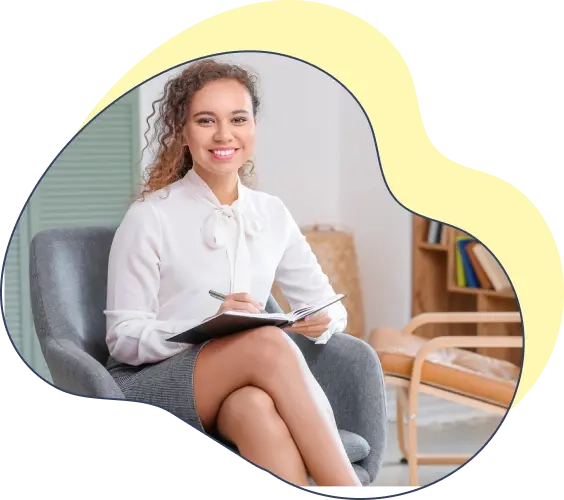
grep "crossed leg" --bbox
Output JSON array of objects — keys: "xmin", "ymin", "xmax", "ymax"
[
  {"xmin": 216, "ymin": 386, "xmax": 310, "ymax": 485},
  {"xmin": 193, "ymin": 326, "xmax": 360, "ymax": 486}
]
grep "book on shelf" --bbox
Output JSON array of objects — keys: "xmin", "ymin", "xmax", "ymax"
[
  {"xmin": 466, "ymin": 241, "xmax": 493, "ymax": 289},
  {"xmin": 454, "ymin": 236, "xmax": 512, "ymax": 293},
  {"xmin": 472, "ymin": 244, "xmax": 511, "ymax": 292},
  {"xmin": 427, "ymin": 220, "xmax": 448, "ymax": 245},
  {"xmin": 456, "ymin": 236, "xmax": 479, "ymax": 288}
]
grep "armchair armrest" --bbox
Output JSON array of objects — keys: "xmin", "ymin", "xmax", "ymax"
[
  {"xmin": 287, "ymin": 331, "xmax": 387, "ymax": 484},
  {"xmin": 43, "ymin": 337, "xmax": 125, "ymax": 399}
]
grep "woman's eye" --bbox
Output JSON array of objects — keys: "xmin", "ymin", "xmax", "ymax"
[{"xmin": 196, "ymin": 116, "xmax": 247, "ymax": 125}]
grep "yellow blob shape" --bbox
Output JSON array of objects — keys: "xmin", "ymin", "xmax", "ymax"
[{"xmin": 82, "ymin": 1, "xmax": 563, "ymax": 406}]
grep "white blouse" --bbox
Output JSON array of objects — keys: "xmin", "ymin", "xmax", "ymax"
[{"xmin": 104, "ymin": 168, "xmax": 347, "ymax": 366}]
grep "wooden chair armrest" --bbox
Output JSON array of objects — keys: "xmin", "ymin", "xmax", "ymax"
[
  {"xmin": 415, "ymin": 335, "xmax": 523, "ymax": 353},
  {"xmin": 403, "ymin": 311, "xmax": 521, "ymax": 336}
]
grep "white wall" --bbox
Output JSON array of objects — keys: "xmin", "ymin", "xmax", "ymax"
[
  {"xmin": 339, "ymin": 90, "xmax": 412, "ymax": 332},
  {"xmin": 138, "ymin": 53, "xmax": 411, "ymax": 333}
]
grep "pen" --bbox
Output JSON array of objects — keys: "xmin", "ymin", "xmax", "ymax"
[
  {"xmin": 209, "ymin": 290, "xmax": 227, "ymax": 301},
  {"xmin": 208, "ymin": 289, "xmax": 266, "ymax": 312}
]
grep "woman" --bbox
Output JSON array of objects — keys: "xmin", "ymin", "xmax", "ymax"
[{"xmin": 104, "ymin": 58, "xmax": 362, "ymax": 487}]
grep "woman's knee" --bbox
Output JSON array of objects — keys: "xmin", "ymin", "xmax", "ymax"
[
  {"xmin": 218, "ymin": 386, "xmax": 288, "ymax": 440},
  {"xmin": 245, "ymin": 326, "xmax": 306, "ymax": 375},
  {"xmin": 220, "ymin": 386, "xmax": 274, "ymax": 423}
]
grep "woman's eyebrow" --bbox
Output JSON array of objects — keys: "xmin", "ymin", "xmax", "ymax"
[{"xmin": 193, "ymin": 109, "xmax": 250, "ymax": 117}]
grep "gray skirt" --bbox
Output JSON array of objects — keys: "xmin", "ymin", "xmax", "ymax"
[{"xmin": 106, "ymin": 341, "xmax": 212, "ymax": 433}]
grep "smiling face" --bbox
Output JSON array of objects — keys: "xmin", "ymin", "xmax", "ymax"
[{"xmin": 184, "ymin": 78, "xmax": 256, "ymax": 180}]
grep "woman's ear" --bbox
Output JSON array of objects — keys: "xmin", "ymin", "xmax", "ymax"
[{"xmin": 180, "ymin": 123, "xmax": 190, "ymax": 145}]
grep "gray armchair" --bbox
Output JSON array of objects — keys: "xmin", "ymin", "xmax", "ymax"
[{"xmin": 29, "ymin": 226, "xmax": 387, "ymax": 486}]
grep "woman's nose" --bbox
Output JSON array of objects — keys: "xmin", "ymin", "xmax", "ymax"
[{"xmin": 213, "ymin": 123, "xmax": 234, "ymax": 142}]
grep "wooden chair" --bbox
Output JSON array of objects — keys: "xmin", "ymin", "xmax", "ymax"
[{"xmin": 368, "ymin": 311, "xmax": 523, "ymax": 486}]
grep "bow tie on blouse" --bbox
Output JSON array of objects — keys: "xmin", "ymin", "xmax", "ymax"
[
  {"xmin": 182, "ymin": 168, "xmax": 267, "ymax": 293},
  {"xmin": 201, "ymin": 202, "xmax": 265, "ymax": 249}
]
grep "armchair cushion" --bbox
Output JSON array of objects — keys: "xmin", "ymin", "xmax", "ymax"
[{"xmin": 338, "ymin": 429, "xmax": 370, "ymax": 463}]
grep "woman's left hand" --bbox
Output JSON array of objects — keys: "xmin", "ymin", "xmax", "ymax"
[{"xmin": 286, "ymin": 312, "xmax": 331, "ymax": 338}]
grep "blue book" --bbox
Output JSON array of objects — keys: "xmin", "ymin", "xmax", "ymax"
[{"xmin": 457, "ymin": 238, "xmax": 479, "ymax": 288}]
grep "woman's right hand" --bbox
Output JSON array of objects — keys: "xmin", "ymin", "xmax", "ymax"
[{"xmin": 217, "ymin": 292, "xmax": 263, "ymax": 315}]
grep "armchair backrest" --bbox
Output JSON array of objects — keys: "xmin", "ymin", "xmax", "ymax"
[
  {"xmin": 29, "ymin": 226, "xmax": 284, "ymax": 365},
  {"xmin": 29, "ymin": 226, "xmax": 117, "ymax": 364}
]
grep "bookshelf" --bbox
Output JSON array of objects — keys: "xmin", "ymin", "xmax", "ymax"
[{"xmin": 412, "ymin": 215, "xmax": 523, "ymax": 367}]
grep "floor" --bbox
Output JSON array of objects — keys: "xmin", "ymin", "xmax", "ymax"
[{"xmin": 370, "ymin": 390, "xmax": 504, "ymax": 487}]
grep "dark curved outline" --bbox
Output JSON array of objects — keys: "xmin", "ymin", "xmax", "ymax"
[{"xmin": 0, "ymin": 49, "xmax": 525, "ymax": 499}]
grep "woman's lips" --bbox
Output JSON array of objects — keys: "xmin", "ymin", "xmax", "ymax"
[{"xmin": 210, "ymin": 148, "xmax": 238, "ymax": 160}]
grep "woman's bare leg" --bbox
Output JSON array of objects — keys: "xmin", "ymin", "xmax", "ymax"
[
  {"xmin": 216, "ymin": 386, "xmax": 309, "ymax": 486},
  {"xmin": 193, "ymin": 326, "xmax": 360, "ymax": 486}
]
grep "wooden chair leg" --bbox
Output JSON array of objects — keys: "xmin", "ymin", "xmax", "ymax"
[
  {"xmin": 407, "ymin": 409, "xmax": 419, "ymax": 486},
  {"xmin": 388, "ymin": 377, "xmax": 505, "ymax": 486},
  {"xmin": 396, "ymin": 384, "xmax": 420, "ymax": 484},
  {"xmin": 396, "ymin": 387, "xmax": 409, "ymax": 460},
  {"xmin": 401, "ymin": 384, "xmax": 420, "ymax": 486}
]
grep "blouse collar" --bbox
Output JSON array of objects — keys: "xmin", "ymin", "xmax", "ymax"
[
  {"xmin": 181, "ymin": 168, "xmax": 267, "ymax": 249},
  {"xmin": 182, "ymin": 167, "xmax": 246, "ymax": 209}
]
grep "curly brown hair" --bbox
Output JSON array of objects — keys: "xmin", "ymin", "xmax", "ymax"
[{"xmin": 140, "ymin": 58, "xmax": 261, "ymax": 198}]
